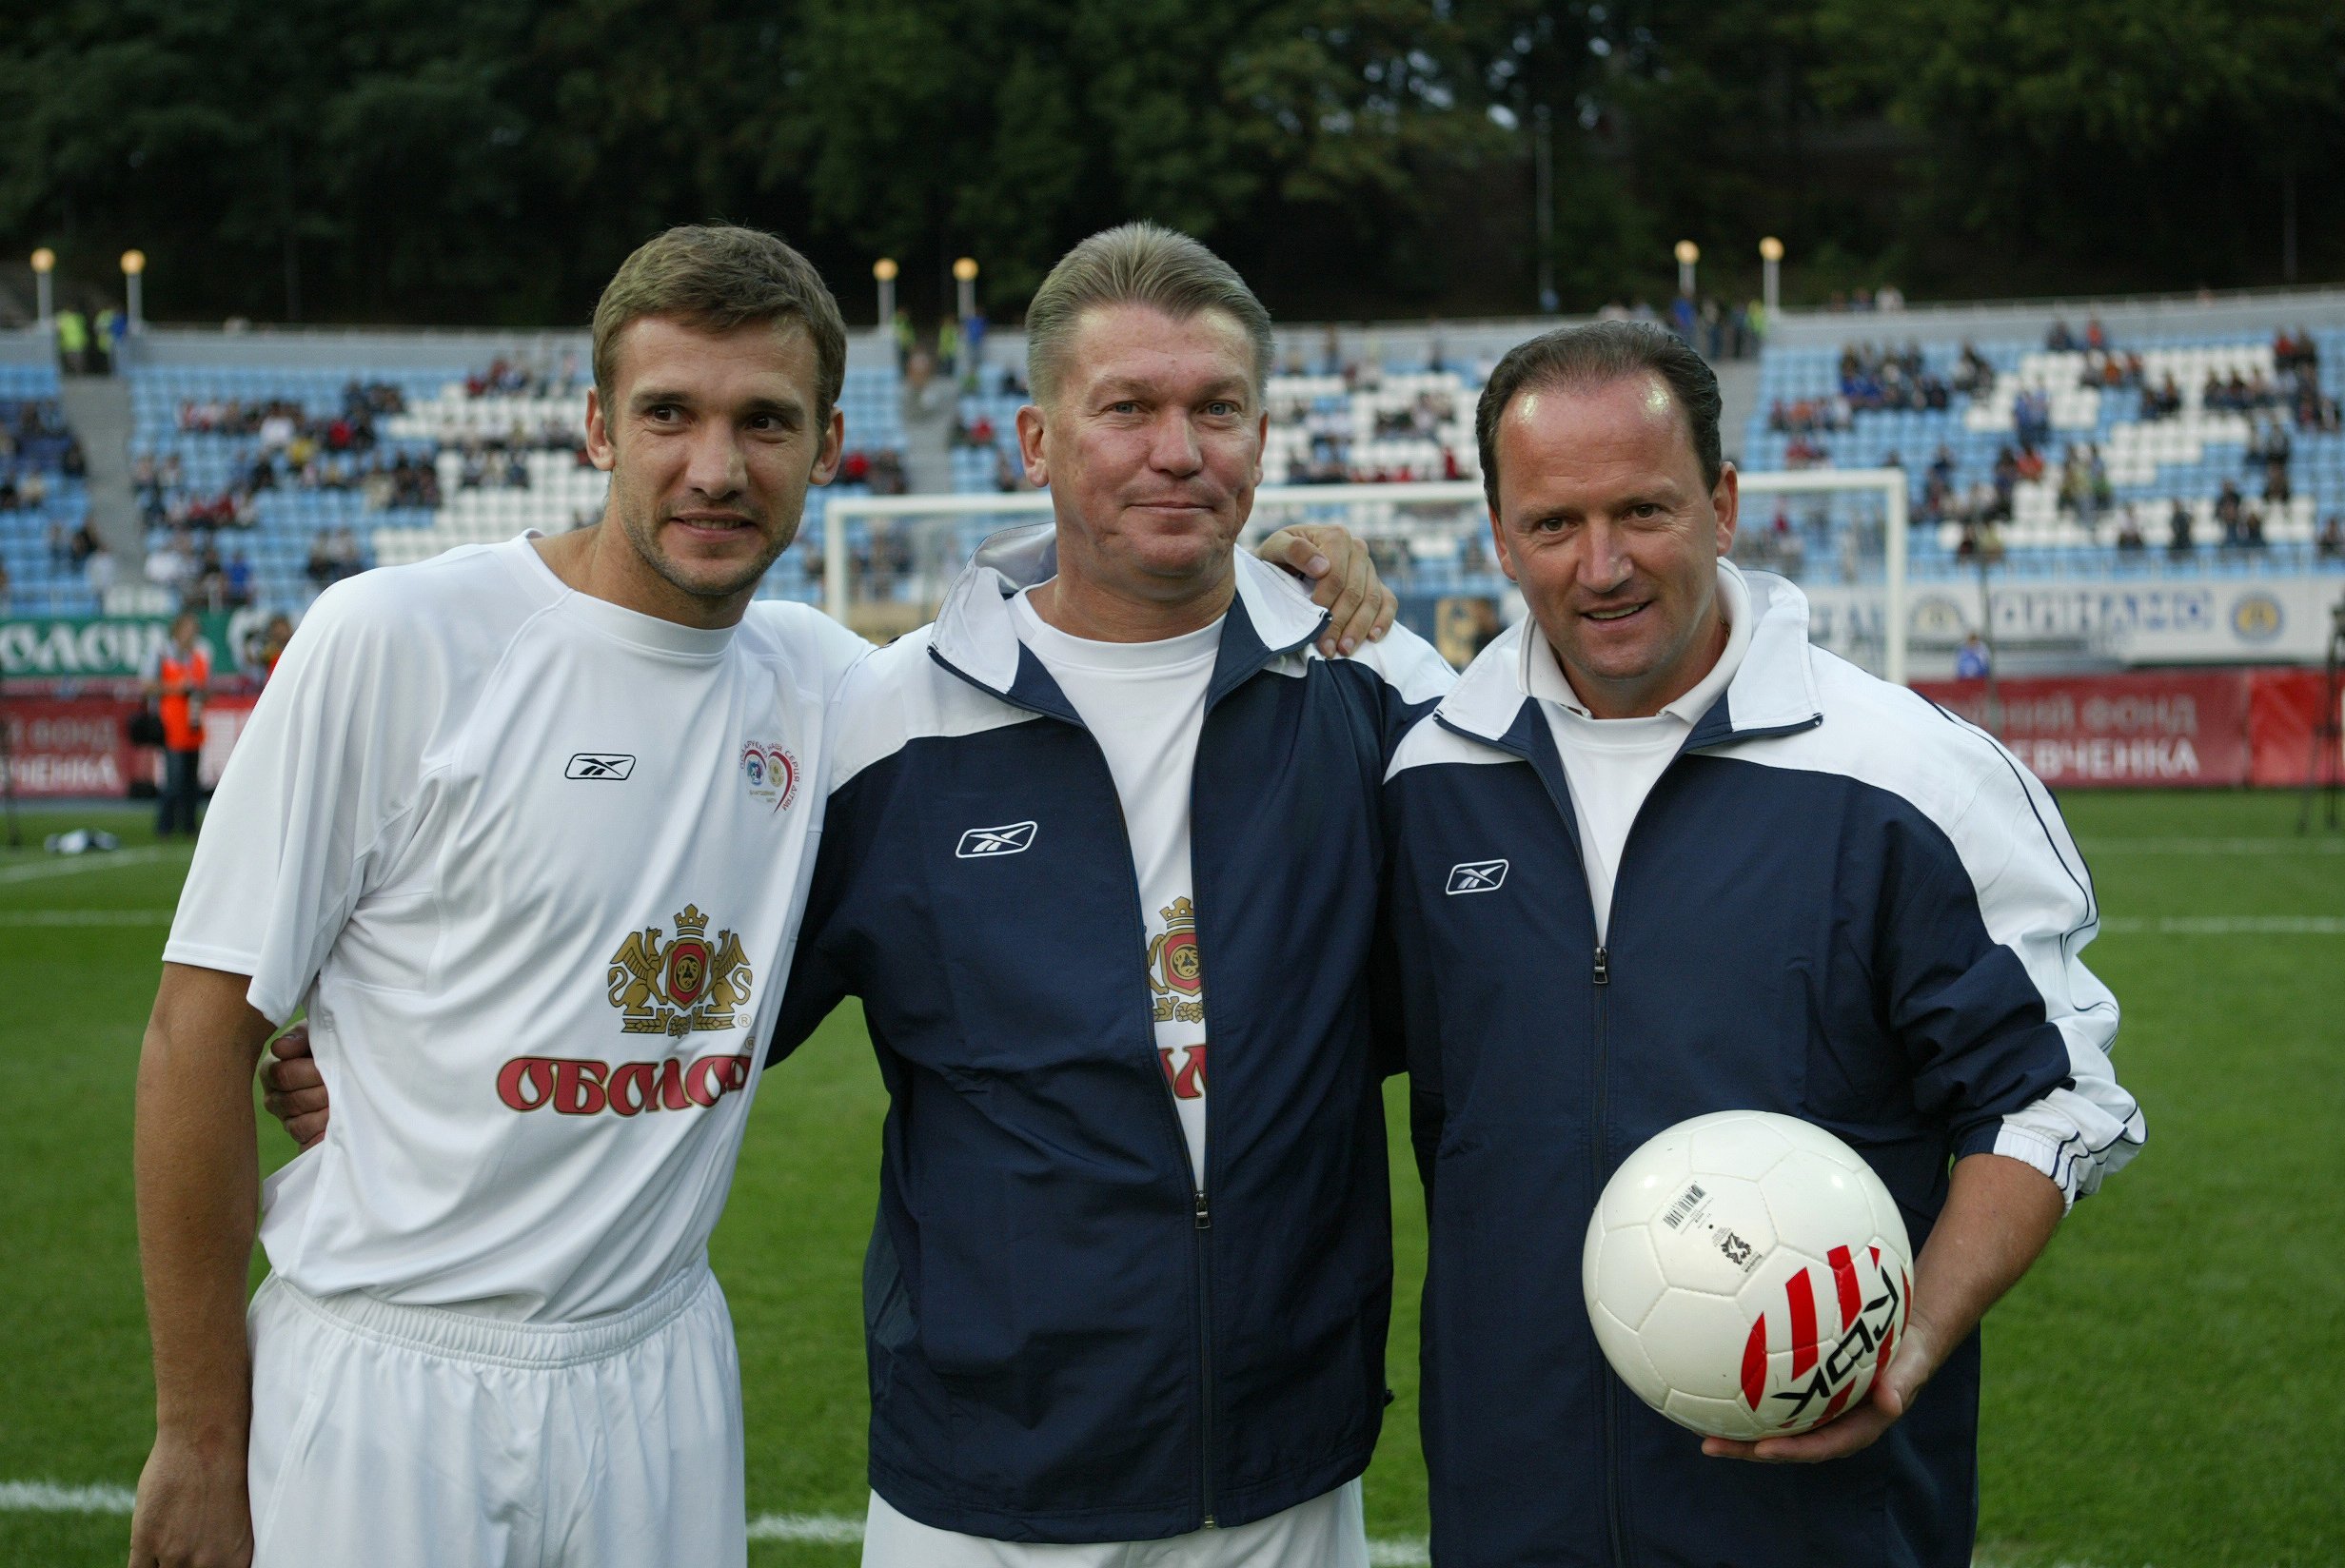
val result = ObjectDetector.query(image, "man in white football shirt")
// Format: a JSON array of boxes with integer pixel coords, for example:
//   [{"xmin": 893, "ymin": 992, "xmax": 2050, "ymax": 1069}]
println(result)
[
  {"xmin": 130, "ymin": 225, "xmax": 868, "ymax": 1568},
  {"xmin": 140, "ymin": 224, "xmax": 1391, "ymax": 1568}
]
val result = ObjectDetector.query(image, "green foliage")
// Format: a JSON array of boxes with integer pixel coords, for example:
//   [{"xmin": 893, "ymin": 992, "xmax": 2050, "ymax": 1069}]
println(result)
[
  {"xmin": 1, "ymin": 4, "xmax": 2342, "ymax": 342},
  {"xmin": 1811, "ymin": 0, "xmax": 2345, "ymax": 294}
]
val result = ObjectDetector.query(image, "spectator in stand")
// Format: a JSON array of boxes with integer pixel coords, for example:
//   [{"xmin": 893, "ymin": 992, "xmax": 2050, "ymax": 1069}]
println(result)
[
  {"xmin": 142, "ymin": 610, "xmax": 212, "ymax": 838},
  {"xmin": 147, "ymin": 532, "xmax": 195, "ymax": 594},
  {"xmin": 2168, "ymin": 500, "xmax": 2195, "ymax": 558},
  {"xmin": 257, "ymin": 613, "xmax": 296, "ymax": 682},
  {"xmin": 2241, "ymin": 505, "xmax": 2268, "ymax": 551},
  {"xmin": 2083, "ymin": 316, "xmax": 2106, "ymax": 352},
  {"xmin": 1955, "ymin": 631, "xmax": 1990, "ymax": 678},
  {"xmin": 56, "ymin": 308, "xmax": 89, "ymax": 372},
  {"xmin": 2117, "ymin": 505, "xmax": 2145, "ymax": 551},
  {"xmin": 225, "ymin": 551, "xmax": 253, "ymax": 608},
  {"xmin": 2215, "ymin": 481, "xmax": 2244, "ymax": 547},
  {"xmin": 1953, "ymin": 343, "xmax": 1994, "ymax": 395},
  {"xmin": 305, "ymin": 531, "xmax": 337, "ymax": 588},
  {"xmin": 86, "ymin": 543, "xmax": 117, "ymax": 596},
  {"xmin": 2045, "ymin": 319, "xmax": 2076, "ymax": 352},
  {"xmin": 0, "ymin": 558, "xmax": 10, "ymax": 610},
  {"xmin": 2318, "ymin": 515, "xmax": 2343, "ymax": 559}
]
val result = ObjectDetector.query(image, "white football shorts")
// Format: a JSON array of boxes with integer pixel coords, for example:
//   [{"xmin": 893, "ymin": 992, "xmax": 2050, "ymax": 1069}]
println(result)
[
  {"xmin": 246, "ymin": 1261, "xmax": 745, "ymax": 1568},
  {"xmin": 861, "ymin": 1478, "xmax": 1368, "ymax": 1567}
]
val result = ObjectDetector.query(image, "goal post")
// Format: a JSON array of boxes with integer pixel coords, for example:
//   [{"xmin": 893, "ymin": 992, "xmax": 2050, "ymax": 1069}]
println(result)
[{"xmin": 818, "ymin": 466, "xmax": 1912, "ymax": 683}]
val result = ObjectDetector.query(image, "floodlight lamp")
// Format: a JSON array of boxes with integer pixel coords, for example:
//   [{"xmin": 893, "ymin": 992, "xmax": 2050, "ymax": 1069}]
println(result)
[
  {"xmin": 1674, "ymin": 241, "xmax": 1700, "ymax": 265},
  {"xmin": 1759, "ymin": 236, "xmax": 1784, "ymax": 263},
  {"xmin": 30, "ymin": 247, "xmax": 54, "ymax": 274},
  {"xmin": 873, "ymin": 258, "xmax": 898, "ymax": 282},
  {"xmin": 953, "ymin": 257, "xmax": 979, "ymax": 282},
  {"xmin": 121, "ymin": 249, "xmax": 147, "ymax": 277}
]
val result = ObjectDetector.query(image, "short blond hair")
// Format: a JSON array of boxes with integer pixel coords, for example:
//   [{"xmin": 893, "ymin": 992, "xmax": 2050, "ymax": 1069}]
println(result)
[
  {"xmin": 592, "ymin": 225, "xmax": 847, "ymax": 418},
  {"xmin": 1025, "ymin": 223, "xmax": 1273, "ymax": 406}
]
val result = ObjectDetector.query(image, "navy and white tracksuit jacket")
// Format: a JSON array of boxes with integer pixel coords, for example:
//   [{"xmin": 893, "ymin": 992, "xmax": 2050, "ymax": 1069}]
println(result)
[
  {"xmin": 1383, "ymin": 565, "xmax": 2144, "ymax": 1568},
  {"xmin": 771, "ymin": 527, "xmax": 1452, "ymax": 1542}
]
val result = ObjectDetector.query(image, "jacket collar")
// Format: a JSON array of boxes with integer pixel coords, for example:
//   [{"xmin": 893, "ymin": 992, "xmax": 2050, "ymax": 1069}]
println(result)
[
  {"xmin": 1433, "ymin": 560, "xmax": 1825, "ymax": 757},
  {"xmin": 928, "ymin": 521, "xmax": 1330, "ymax": 720}
]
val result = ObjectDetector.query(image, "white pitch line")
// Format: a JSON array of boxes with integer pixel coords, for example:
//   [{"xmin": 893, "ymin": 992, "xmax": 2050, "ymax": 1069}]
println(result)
[
  {"xmin": 2100, "ymin": 915, "xmax": 2345, "ymax": 934},
  {"xmin": 0, "ymin": 847, "xmax": 189, "ymax": 886},
  {"xmin": 0, "ymin": 1480, "xmax": 139, "ymax": 1513},
  {"xmin": 0, "ymin": 909, "xmax": 173, "ymax": 926},
  {"xmin": 2080, "ymin": 835, "xmax": 2345, "ymax": 855},
  {"xmin": 747, "ymin": 1512, "xmax": 865, "ymax": 1544},
  {"xmin": 0, "ymin": 1488, "xmax": 1436, "ymax": 1560}
]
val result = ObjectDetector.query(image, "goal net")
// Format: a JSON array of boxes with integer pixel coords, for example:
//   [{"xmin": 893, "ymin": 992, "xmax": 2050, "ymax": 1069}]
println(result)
[{"xmin": 810, "ymin": 470, "xmax": 1914, "ymax": 680}]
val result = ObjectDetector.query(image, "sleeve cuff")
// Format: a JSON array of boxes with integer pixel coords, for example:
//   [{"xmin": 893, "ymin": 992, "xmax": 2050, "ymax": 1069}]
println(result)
[{"xmin": 1975, "ymin": 1122, "xmax": 2082, "ymax": 1213}]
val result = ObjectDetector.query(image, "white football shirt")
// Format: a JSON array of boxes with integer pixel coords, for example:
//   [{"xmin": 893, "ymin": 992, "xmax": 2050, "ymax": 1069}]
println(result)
[
  {"xmin": 1009, "ymin": 591, "xmax": 1216, "ymax": 1184},
  {"xmin": 1529, "ymin": 562, "xmax": 1754, "ymax": 942},
  {"xmin": 166, "ymin": 537, "xmax": 870, "ymax": 1322}
]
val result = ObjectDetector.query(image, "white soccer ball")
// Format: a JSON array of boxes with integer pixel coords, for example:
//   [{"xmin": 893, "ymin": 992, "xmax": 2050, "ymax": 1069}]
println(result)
[{"xmin": 1581, "ymin": 1110, "xmax": 1914, "ymax": 1441}]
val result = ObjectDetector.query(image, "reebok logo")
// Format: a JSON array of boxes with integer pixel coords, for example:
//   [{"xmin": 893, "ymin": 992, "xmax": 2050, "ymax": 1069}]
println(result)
[
  {"xmin": 1446, "ymin": 858, "xmax": 1508, "ymax": 894},
  {"xmin": 956, "ymin": 821, "xmax": 1038, "ymax": 859},
  {"xmin": 566, "ymin": 754, "xmax": 636, "ymax": 781}
]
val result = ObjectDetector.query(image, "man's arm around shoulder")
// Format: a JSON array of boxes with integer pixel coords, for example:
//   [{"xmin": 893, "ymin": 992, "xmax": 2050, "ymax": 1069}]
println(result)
[{"xmin": 130, "ymin": 964, "xmax": 278, "ymax": 1568}]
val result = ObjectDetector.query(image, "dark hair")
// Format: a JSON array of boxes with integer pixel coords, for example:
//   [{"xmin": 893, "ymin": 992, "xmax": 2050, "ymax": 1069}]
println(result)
[
  {"xmin": 1473, "ymin": 322, "xmax": 1724, "ymax": 511},
  {"xmin": 592, "ymin": 225, "xmax": 848, "ymax": 421}
]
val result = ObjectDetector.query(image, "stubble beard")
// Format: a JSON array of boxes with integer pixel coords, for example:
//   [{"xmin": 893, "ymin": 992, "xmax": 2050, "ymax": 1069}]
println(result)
[{"xmin": 614, "ymin": 491, "xmax": 798, "ymax": 603}]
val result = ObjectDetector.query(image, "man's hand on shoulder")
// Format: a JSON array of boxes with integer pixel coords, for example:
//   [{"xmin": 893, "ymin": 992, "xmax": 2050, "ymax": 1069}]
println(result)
[
  {"xmin": 1254, "ymin": 523, "xmax": 1398, "ymax": 658},
  {"xmin": 261, "ymin": 1025, "xmax": 328, "ymax": 1149},
  {"xmin": 129, "ymin": 1426, "xmax": 253, "ymax": 1568}
]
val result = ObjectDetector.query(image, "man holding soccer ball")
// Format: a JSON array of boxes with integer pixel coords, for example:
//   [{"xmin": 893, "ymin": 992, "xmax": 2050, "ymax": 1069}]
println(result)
[{"xmin": 1379, "ymin": 322, "xmax": 2144, "ymax": 1565}]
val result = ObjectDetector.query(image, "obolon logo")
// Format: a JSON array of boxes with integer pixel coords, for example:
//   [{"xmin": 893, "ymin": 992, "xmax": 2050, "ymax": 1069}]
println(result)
[{"xmin": 495, "ymin": 1051, "xmax": 752, "ymax": 1116}]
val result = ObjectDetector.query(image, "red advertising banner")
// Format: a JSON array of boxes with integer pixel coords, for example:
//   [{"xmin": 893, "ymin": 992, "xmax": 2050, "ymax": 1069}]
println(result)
[
  {"xmin": 1914, "ymin": 670, "xmax": 2254, "ymax": 787},
  {"xmin": 0, "ymin": 697, "xmax": 141, "ymax": 798},
  {"xmin": 2246, "ymin": 668, "xmax": 2341, "ymax": 787},
  {"xmin": 2, "ymin": 694, "xmax": 262, "ymax": 799}
]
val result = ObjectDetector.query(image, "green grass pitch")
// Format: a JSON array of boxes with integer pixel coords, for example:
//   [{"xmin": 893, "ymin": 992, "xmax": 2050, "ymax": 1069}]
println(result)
[{"xmin": 0, "ymin": 791, "xmax": 2336, "ymax": 1566}]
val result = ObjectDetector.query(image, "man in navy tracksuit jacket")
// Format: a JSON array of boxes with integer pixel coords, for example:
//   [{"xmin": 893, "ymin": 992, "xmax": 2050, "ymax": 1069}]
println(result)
[
  {"xmin": 1382, "ymin": 322, "xmax": 2143, "ymax": 1567},
  {"xmin": 768, "ymin": 223, "xmax": 1452, "ymax": 1554},
  {"xmin": 772, "ymin": 529, "xmax": 1448, "ymax": 1542}
]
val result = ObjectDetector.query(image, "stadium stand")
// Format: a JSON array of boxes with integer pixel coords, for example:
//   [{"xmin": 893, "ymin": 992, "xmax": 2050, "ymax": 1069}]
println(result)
[
  {"xmin": 0, "ymin": 363, "xmax": 97, "ymax": 617},
  {"xmin": 123, "ymin": 361, "xmax": 907, "ymax": 616},
  {"xmin": 1740, "ymin": 327, "xmax": 2345, "ymax": 577}
]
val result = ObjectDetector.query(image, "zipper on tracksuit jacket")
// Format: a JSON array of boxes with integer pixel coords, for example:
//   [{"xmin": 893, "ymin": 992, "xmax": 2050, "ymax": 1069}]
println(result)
[
  {"xmin": 1590, "ymin": 940, "xmax": 1629, "ymax": 1568},
  {"xmin": 1106, "ymin": 782, "xmax": 1220, "ymax": 1532}
]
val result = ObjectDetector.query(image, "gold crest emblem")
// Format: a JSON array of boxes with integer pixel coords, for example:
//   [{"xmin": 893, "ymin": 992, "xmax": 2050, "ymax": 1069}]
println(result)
[
  {"xmin": 1148, "ymin": 897, "xmax": 1207, "ymax": 1025},
  {"xmin": 607, "ymin": 904, "xmax": 754, "ymax": 1035}
]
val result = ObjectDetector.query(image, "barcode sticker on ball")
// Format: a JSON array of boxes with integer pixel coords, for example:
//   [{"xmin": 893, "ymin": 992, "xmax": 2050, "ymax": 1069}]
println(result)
[{"xmin": 1661, "ymin": 1184, "xmax": 1707, "ymax": 1230}]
